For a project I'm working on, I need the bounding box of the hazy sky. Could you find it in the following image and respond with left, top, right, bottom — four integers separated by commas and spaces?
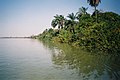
0, 0, 120, 37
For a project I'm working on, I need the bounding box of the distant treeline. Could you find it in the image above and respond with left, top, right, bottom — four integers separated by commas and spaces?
0, 37, 31, 39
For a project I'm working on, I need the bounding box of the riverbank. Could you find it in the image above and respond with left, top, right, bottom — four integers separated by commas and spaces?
33, 11, 120, 54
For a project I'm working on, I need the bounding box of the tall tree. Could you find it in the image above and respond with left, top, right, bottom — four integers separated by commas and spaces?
67, 13, 76, 33
51, 19, 57, 28
87, 0, 101, 22
79, 7, 88, 15
76, 7, 88, 21
67, 13, 76, 21
51, 14, 65, 29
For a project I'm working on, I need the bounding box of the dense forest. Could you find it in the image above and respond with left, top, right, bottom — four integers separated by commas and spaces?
32, 0, 120, 53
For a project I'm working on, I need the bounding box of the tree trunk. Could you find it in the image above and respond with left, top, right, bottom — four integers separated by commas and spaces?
95, 6, 97, 23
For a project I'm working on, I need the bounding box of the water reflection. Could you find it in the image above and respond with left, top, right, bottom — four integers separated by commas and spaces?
41, 40, 120, 80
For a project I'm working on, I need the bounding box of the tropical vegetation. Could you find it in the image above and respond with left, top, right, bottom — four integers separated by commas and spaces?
32, 0, 120, 54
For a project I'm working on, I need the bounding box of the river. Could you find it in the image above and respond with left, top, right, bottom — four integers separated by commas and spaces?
0, 39, 120, 80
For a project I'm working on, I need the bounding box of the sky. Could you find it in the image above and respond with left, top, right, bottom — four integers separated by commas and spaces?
0, 0, 120, 37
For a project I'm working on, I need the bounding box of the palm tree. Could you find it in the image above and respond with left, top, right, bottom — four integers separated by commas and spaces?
67, 13, 76, 21
79, 7, 88, 15
67, 13, 76, 33
87, 0, 101, 22
51, 19, 57, 28
51, 14, 65, 29
59, 15, 65, 29
76, 7, 88, 20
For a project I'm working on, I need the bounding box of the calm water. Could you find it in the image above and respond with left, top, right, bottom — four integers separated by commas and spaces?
0, 39, 120, 80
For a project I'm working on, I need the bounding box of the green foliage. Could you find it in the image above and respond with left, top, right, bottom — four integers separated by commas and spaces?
77, 12, 120, 53
36, 8, 120, 54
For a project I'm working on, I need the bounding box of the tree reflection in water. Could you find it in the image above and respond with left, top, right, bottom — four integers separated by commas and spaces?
41, 40, 120, 80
